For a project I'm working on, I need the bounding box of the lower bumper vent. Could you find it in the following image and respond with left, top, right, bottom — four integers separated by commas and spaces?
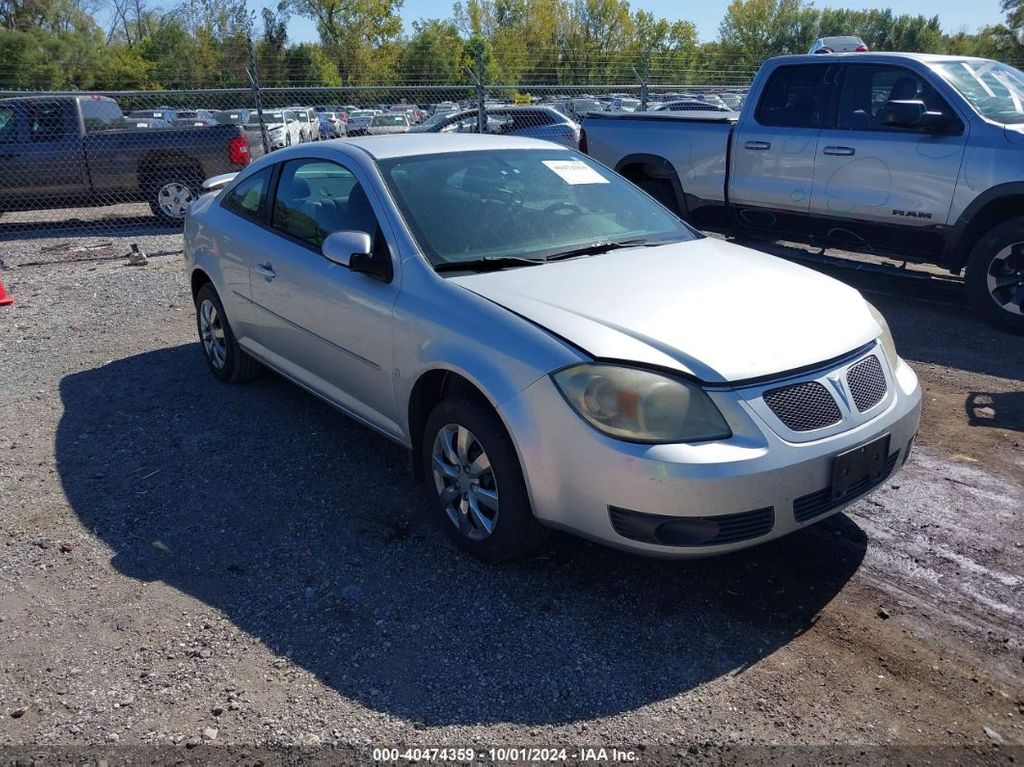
793, 451, 900, 523
609, 506, 775, 547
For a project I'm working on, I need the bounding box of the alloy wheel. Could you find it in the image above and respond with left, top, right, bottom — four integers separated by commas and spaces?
199, 298, 227, 369
431, 423, 499, 540
986, 242, 1024, 316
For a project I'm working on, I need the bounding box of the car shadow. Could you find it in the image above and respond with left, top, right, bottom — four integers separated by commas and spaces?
966, 392, 1024, 432
56, 344, 867, 726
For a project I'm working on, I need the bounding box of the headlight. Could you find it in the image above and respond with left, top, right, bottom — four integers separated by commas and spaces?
552, 364, 731, 443
867, 303, 899, 368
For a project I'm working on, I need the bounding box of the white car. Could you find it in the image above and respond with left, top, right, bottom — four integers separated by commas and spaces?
185, 135, 921, 561
247, 110, 302, 150
809, 36, 869, 54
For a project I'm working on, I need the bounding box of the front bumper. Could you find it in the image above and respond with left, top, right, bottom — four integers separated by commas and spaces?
499, 349, 922, 558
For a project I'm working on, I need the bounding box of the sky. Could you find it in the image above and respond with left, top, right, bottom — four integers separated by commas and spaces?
261, 0, 1010, 45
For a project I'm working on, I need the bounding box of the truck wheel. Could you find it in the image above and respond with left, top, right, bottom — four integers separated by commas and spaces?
965, 217, 1024, 334
149, 170, 200, 225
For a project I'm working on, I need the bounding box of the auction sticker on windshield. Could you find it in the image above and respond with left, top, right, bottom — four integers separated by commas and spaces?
542, 160, 609, 185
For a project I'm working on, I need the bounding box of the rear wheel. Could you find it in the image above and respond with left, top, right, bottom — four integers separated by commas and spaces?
194, 284, 261, 383
423, 397, 548, 561
149, 169, 199, 225
965, 217, 1024, 334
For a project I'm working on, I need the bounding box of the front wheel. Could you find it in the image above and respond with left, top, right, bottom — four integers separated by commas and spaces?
423, 397, 548, 561
965, 217, 1024, 334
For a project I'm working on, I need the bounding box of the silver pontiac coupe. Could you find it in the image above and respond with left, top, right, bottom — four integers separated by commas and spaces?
185, 135, 921, 561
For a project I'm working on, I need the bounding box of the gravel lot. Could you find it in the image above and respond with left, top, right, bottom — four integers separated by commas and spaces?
0, 207, 1022, 762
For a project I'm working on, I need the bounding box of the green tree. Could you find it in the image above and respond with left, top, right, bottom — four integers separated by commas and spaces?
718, 0, 818, 68
402, 18, 464, 83
286, 0, 403, 84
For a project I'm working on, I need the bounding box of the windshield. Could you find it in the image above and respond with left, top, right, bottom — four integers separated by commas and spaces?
933, 60, 1024, 124
373, 115, 407, 126
379, 150, 695, 268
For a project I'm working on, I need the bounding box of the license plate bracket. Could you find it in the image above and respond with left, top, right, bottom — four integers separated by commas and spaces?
830, 434, 891, 502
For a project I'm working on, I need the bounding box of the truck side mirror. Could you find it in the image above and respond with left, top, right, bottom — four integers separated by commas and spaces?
881, 99, 952, 132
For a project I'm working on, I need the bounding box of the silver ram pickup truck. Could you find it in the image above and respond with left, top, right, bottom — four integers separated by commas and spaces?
582, 53, 1024, 333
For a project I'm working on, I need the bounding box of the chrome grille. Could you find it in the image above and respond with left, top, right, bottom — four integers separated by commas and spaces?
847, 356, 887, 412
762, 381, 842, 432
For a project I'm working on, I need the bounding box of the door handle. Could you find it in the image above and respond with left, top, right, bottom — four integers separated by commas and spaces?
823, 145, 856, 156
744, 140, 771, 151
255, 261, 276, 280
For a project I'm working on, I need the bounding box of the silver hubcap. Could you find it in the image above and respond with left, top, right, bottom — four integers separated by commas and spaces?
157, 182, 193, 219
431, 424, 498, 541
199, 299, 227, 369
986, 242, 1024, 316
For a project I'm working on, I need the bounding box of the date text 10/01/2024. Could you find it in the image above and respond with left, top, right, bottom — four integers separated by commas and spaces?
372, 747, 639, 762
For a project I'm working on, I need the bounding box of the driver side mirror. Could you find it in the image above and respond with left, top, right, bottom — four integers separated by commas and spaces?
321, 230, 391, 281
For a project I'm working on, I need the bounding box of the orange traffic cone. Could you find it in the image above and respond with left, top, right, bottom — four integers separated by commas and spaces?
0, 279, 13, 307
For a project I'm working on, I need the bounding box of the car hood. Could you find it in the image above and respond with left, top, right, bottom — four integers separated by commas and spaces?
449, 238, 879, 383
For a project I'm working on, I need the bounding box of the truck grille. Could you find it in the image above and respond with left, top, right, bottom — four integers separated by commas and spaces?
846, 356, 887, 412
762, 381, 842, 432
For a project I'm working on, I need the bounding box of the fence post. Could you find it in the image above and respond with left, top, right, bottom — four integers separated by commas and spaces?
474, 42, 486, 133
633, 65, 649, 112
247, 36, 270, 156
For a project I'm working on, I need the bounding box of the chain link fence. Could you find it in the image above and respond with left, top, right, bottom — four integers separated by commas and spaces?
0, 45, 754, 245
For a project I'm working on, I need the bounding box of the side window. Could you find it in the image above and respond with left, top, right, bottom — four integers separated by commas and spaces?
80, 98, 122, 132
272, 159, 380, 249
837, 65, 956, 132
0, 107, 17, 144
755, 65, 830, 128
221, 168, 273, 221
26, 102, 70, 142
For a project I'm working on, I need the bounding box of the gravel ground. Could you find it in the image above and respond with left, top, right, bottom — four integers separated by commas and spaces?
0, 210, 1022, 762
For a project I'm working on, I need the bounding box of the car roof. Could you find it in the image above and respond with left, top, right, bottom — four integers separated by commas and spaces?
771, 51, 997, 65
335, 134, 568, 160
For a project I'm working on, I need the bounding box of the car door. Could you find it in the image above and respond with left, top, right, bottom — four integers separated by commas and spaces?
809, 63, 967, 256
729, 64, 834, 231
0, 103, 20, 208
211, 166, 276, 339
249, 157, 402, 436
7, 99, 88, 206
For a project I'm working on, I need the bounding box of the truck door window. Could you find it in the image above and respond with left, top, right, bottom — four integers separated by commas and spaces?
80, 98, 122, 132
837, 66, 955, 132
0, 107, 16, 144
26, 102, 68, 142
755, 65, 830, 128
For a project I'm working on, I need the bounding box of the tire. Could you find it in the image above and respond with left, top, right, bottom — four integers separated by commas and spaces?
636, 177, 679, 215
148, 169, 200, 226
965, 217, 1024, 334
194, 283, 261, 383
422, 397, 548, 561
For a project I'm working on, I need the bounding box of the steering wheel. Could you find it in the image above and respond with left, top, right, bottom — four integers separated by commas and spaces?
543, 201, 584, 217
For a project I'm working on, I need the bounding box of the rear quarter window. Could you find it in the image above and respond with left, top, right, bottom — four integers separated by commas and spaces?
755, 65, 831, 128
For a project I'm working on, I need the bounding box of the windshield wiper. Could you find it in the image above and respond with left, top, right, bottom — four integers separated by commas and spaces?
544, 238, 654, 262
434, 256, 544, 273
